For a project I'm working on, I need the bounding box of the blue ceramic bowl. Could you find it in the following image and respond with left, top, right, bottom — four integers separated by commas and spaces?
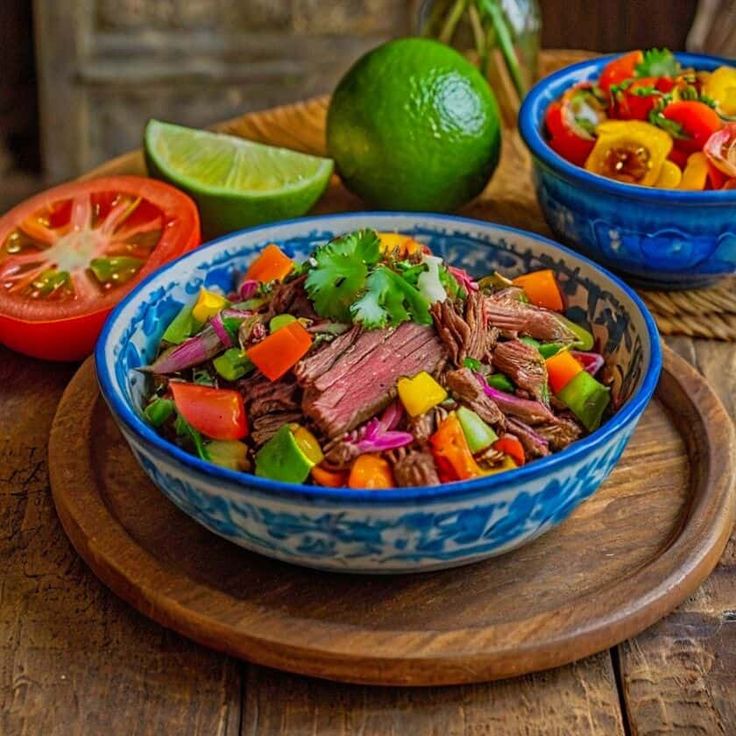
96, 213, 662, 573
519, 52, 736, 289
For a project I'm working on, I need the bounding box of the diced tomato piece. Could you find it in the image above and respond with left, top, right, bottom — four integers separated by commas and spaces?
171, 382, 248, 441
599, 51, 644, 93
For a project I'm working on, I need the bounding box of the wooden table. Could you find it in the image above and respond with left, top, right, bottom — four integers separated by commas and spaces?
2, 51, 736, 735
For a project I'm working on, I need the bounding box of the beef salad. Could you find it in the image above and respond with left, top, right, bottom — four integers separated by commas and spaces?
143, 229, 611, 489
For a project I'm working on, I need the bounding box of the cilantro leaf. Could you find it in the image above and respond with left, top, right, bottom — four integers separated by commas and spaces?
350, 266, 431, 330
635, 48, 680, 78
304, 229, 380, 321
648, 108, 688, 140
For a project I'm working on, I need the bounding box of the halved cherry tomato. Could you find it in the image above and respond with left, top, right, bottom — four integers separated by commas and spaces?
545, 102, 595, 166
598, 51, 644, 93
170, 382, 248, 441
0, 176, 200, 360
611, 77, 663, 121
663, 101, 723, 154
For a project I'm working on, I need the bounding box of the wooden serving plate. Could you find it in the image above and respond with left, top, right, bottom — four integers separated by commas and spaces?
49, 347, 735, 686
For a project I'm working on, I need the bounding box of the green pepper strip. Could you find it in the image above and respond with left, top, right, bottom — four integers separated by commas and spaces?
557, 371, 610, 432
487, 373, 515, 392
162, 300, 202, 345
144, 397, 174, 427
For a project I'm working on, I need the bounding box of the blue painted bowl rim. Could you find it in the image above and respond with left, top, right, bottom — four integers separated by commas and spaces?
95, 211, 663, 505
519, 51, 736, 205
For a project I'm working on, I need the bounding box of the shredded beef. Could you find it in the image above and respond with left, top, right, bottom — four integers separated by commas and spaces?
408, 405, 450, 444
392, 448, 441, 487
489, 389, 557, 425
266, 274, 317, 320
240, 375, 301, 445
485, 299, 576, 343
445, 367, 505, 429
537, 415, 583, 451
493, 340, 548, 401
297, 322, 447, 438
430, 291, 497, 367
322, 439, 361, 470
506, 417, 550, 459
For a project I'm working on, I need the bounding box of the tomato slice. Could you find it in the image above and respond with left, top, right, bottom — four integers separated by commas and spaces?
170, 382, 248, 441
0, 176, 200, 360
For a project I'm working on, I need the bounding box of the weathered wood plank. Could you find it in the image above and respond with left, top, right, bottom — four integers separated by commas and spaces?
0, 346, 242, 736
618, 337, 736, 736
241, 654, 625, 736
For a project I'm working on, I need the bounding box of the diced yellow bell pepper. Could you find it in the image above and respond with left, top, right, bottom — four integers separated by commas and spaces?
654, 159, 683, 189
397, 371, 447, 417
586, 120, 672, 186
483, 456, 517, 475
192, 288, 229, 323
704, 66, 736, 117
679, 152, 709, 191
377, 232, 423, 258
289, 424, 324, 465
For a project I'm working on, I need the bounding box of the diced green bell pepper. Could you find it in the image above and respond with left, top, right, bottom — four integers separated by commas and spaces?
162, 300, 203, 345
213, 348, 254, 381
269, 314, 297, 333
255, 424, 315, 483
457, 406, 498, 453
521, 336, 562, 359
462, 357, 483, 372
558, 370, 610, 432
538, 342, 563, 359
557, 315, 594, 350
144, 397, 174, 427
487, 373, 515, 392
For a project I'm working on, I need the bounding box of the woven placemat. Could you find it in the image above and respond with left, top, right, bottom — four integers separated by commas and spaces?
640, 281, 736, 341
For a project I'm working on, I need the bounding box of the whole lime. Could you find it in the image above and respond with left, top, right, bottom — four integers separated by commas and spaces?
327, 38, 501, 212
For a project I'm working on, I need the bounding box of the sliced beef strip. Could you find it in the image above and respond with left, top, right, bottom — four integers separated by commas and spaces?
300, 322, 447, 438
293, 326, 365, 385
430, 291, 497, 367
392, 448, 441, 487
506, 417, 550, 459
485, 299, 576, 343
536, 414, 583, 451
444, 367, 505, 429
493, 339, 548, 402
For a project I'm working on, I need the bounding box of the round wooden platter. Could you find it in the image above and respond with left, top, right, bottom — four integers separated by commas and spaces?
49, 346, 735, 687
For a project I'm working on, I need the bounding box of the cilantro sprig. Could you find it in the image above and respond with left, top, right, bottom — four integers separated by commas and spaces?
635, 48, 680, 78
304, 229, 380, 322
304, 229, 433, 330
350, 266, 431, 329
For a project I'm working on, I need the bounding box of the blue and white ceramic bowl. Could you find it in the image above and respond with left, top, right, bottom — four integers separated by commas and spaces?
519, 52, 736, 289
96, 213, 662, 573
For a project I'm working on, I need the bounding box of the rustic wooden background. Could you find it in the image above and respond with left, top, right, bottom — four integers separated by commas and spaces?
4, 0, 698, 188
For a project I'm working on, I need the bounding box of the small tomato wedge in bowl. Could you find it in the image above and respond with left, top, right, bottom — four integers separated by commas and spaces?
0, 176, 200, 360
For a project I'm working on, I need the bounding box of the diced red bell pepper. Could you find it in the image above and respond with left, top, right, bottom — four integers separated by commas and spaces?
246, 321, 313, 381
493, 435, 526, 466
170, 382, 248, 441
598, 51, 644, 93
429, 413, 484, 482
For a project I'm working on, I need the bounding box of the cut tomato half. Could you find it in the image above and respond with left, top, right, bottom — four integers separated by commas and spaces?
0, 176, 200, 360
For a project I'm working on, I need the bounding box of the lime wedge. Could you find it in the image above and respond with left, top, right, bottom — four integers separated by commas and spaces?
144, 120, 333, 238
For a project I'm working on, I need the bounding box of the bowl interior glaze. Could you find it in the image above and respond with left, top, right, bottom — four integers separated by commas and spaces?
96, 213, 660, 500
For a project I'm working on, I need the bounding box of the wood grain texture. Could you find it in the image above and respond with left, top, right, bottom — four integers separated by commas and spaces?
617, 339, 736, 736
0, 345, 241, 736
47, 347, 735, 687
